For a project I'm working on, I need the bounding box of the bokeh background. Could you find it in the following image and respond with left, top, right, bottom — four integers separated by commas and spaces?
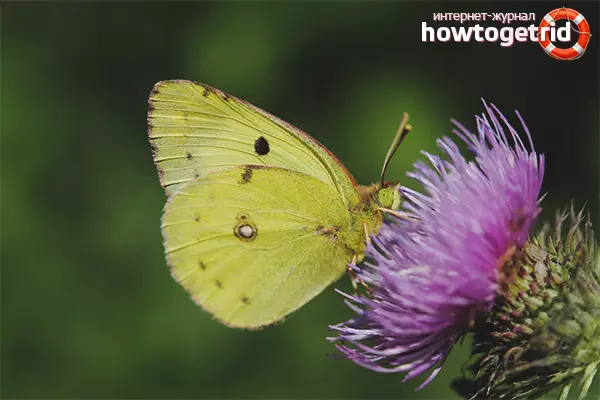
2, 1, 598, 399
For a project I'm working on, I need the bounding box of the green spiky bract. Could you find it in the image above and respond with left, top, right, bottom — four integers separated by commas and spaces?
453, 208, 599, 400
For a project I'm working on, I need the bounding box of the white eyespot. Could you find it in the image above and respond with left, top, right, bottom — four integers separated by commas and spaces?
234, 216, 258, 242
239, 224, 255, 238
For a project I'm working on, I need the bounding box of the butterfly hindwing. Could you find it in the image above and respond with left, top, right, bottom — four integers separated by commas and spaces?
162, 166, 353, 328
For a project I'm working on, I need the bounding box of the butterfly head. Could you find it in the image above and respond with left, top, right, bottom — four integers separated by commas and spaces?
376, 181, 403, 210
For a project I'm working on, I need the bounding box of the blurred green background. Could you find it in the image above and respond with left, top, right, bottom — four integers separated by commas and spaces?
2, 1, 598, 399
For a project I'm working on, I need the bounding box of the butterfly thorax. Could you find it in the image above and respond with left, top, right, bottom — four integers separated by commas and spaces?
344, 182, 402, 261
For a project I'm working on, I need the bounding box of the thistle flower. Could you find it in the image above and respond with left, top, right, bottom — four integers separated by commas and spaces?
329, 102, 545, 388
453, 208, 600, 399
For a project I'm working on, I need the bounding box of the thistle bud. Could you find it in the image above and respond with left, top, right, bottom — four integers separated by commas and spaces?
453, 209, 599, 399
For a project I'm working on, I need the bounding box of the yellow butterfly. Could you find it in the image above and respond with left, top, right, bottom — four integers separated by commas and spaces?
148, 80, 410, 329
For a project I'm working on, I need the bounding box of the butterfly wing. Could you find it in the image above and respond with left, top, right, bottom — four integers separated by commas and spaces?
148, 80, 358, 206
162, 166, 355, 328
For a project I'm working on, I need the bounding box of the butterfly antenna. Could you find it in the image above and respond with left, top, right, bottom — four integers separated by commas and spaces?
381, 113, 412, 185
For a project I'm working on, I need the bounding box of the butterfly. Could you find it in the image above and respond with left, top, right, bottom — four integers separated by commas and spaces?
147, 80, 411, 329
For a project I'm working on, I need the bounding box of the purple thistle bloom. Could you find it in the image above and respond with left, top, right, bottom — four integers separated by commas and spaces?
329, 102, 545, 389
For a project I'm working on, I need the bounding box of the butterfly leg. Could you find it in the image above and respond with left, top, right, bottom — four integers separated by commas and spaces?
348, 254, 359, 291
347, 253, 373, 296
363, 221, 371, 246
380, 208, 421, 222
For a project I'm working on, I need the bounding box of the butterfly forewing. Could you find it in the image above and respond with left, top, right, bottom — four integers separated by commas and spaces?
148, 80, 358, 207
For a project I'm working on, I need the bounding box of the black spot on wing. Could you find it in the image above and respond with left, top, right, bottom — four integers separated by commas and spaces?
186, 152, 193, 160
237, 165, 269, 185
149, 141, 158, 155
316, 225, 341, 240
199, 261, 206, 271
215, 279, 223, 289
254, 136, 270, 155
148, 82, 162, 102
241, 296, 251, 305
240, 167, 253, 184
